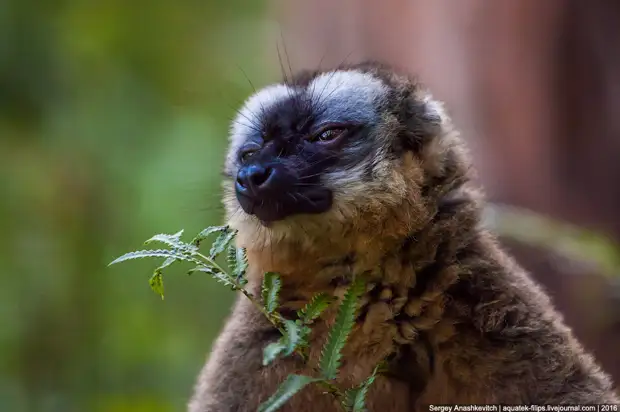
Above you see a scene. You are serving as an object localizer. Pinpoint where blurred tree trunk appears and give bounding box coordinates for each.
[275,0,620,384]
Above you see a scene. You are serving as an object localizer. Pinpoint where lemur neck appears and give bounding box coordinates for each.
[244,186,484,296]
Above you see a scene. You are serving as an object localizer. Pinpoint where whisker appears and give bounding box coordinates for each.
[229,118,263,135]
[309,26,334,108]
[299,171,329,180]
[235,64,257,94]
[276,42,289,85]
[299,150,338,167]
[279,25,294,85]
[197,205,225,212]
[315,49,356,108]
[227,103,264,133]
[233,64,268,129]
[295,192,317,207]
[304,154,339,169]
[216,88,261,131]
[294,182,323,187]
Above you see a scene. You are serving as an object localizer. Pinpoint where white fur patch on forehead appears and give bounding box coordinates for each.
[306,70,387,124]
[226,83,294,171]
[231,83,294,138]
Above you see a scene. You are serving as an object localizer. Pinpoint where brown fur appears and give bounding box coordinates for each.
[189,62,619,411]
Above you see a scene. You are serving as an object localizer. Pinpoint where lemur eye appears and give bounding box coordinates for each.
[239,149,258,163]
[308,127,347,144]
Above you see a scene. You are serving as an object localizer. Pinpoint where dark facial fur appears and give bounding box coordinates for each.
[222,61,452,247]
[191,62,619,412]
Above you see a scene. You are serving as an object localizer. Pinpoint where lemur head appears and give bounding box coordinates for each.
[222,61,472,250]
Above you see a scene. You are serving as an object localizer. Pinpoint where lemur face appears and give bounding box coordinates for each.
[222,61,455,243]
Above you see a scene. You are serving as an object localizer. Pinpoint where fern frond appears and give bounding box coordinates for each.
[149,272,165,300]
[282,319,302,356]
[226,244,248,282]
[157,256,177,271]
[108,249,188,266]
[226,244,238,274]
[209,229,236,259]
[264,320,309,365]
[298,293,332,324]
[144,230,196,253]
[187,267,238,290]
[341,364,381,411]
[319,277,365,380]
[261,272,281,314]
[235,247,249,279]
[191,225,229,246]
[257,375,318,412]
[263,341,287,366]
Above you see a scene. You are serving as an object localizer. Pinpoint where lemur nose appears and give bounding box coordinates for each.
[236,164,275,194]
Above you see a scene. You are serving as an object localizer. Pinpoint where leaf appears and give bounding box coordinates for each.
[235,247,249,286]
[319,277,366,380]
[297,293,332,324]
[282,319,302,356]
[263,341,287,366]
[187,266,238,290]
[227,245,249,282]
[257,375,318,412]
[157,256,177,271]
[341,365,381,411]
[209,228,236,259]
[191,225,229,246]
[108,249,188,266]
[264,320,309,366]
[144,230,196,253]
[227,244,238,274]
[261,272,281,314]
[149,272,165,300]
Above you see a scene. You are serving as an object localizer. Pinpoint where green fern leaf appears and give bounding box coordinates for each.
[157,256,177,271]
[209,229,236,259]
[341,364,381,411]
[257,375,318,412]
[261,272,281,314]
[226,244,248,282]
[191,225,229,246]
[319,277,365,380]
[144,230,196,253]
[298,293,332,324]
[297,325,312,351]
[108,249,188,266]
[149,272,165,300]
[187,267,238,290]
[264,321,310,365]
[226,244,238,274]
[282,319,302,355]
[263,341,287,366]
[235,247,249,278]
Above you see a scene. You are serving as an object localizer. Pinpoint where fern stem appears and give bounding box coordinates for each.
[317,380,344,397]
[194,251,229,276]
[238,287,285,328]
[194,251,286,331]
[195,247,360,406]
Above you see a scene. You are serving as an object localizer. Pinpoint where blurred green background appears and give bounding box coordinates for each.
[3,1,620,411]
[0,1,277,411]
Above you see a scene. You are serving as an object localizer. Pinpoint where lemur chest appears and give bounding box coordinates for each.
[274,278,451,389]
[248,249,460,406]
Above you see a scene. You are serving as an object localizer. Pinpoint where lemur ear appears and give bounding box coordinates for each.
[399,91,446,153]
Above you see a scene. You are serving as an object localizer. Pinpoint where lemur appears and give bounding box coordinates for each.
[188,61,619,411]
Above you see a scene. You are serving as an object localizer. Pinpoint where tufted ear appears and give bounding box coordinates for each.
[399,90,447,153]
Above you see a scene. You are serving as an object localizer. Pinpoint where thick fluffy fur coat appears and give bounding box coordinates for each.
[189,62,619,411]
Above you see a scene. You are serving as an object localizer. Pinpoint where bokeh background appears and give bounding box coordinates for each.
[1,1,619,411]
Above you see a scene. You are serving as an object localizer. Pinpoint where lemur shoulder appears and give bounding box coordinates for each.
[189,61,619,411]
